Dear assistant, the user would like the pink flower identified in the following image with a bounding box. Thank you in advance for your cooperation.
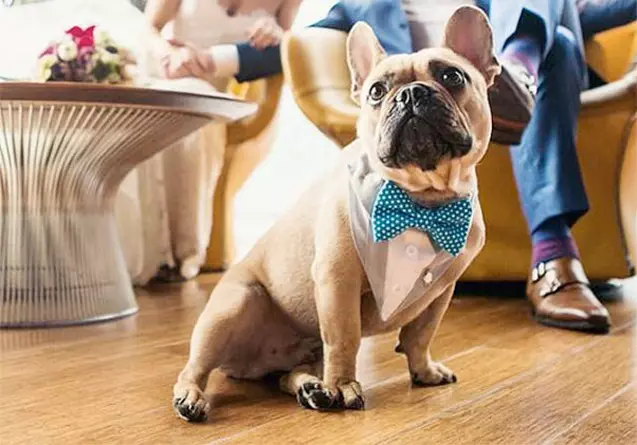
[66,25,95,49]
[39,44,56,58]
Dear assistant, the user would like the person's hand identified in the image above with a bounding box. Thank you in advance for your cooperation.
[160,39,215,80]
[247,17,284,50]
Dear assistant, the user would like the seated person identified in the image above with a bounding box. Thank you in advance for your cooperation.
[124,0,300,283]
[166,0,636,334]
[471,0,635,334]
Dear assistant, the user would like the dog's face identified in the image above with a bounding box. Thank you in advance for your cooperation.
[347,6,501,201]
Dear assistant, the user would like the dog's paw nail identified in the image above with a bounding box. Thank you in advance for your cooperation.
[173,388,209,422]
[175,403,207,423]
[451,374,458,383]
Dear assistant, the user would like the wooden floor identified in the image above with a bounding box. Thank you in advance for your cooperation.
[1,276,636,445]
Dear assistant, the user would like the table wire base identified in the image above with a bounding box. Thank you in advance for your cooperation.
[0,99,210,327]
[0,212,137,327]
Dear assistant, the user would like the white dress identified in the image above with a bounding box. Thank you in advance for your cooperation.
[117,0,272,284]
[166,0,271,47]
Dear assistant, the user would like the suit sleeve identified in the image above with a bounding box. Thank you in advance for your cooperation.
[309,2,352,32]
[235,43,283,83]
[233,2,354,83]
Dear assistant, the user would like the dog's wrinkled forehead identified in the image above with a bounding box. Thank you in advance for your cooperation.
[364,48,486,95]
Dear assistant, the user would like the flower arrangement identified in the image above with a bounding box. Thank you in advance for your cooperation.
[35,26,132,84]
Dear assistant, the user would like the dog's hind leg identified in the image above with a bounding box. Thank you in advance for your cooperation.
[173,274,265,422]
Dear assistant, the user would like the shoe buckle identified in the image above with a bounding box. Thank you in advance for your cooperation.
[531,262,546,283]
[514,67,537,96]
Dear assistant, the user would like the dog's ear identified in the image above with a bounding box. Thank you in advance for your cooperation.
[442,6,501,87]
[347,21,387,104]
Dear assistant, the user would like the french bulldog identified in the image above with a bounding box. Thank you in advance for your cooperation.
[173,5,501,422]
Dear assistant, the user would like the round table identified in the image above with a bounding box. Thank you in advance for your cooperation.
[0,82,257,327]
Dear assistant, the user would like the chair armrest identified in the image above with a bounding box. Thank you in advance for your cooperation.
[225,74,284,146]
[581,71,637,109]
[585,22,636,83]
[282,28,359,147]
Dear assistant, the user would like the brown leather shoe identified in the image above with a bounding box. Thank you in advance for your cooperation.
[489,60,537,145]
[527,258,611,334]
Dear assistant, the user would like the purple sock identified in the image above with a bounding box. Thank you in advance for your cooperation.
[531,236,580,267]
[531,217,580,266]
[501,35,542,79]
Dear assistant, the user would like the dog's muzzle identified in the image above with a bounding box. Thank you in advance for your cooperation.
[380,83,472,171]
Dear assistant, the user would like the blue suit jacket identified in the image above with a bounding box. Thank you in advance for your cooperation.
[234,0,413,82]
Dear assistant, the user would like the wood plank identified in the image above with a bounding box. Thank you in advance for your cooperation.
[547,383,637,445]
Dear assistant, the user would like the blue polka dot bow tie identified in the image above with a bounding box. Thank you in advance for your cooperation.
[371,181,473,256]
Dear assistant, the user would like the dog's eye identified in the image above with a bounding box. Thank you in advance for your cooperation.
[440,67,465,89]
[368,82,387,104]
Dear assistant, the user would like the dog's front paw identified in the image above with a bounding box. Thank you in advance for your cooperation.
[411,361,457,386]
[337,380,365,410]
[173,384,210,422]
[297,381,341,411]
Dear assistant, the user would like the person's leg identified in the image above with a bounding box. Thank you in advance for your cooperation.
[163,121,227,280]
[523,0,636,261]
[500,35,542,79]
[486,0,584,60]
[530,216,580,266]
[478,0,586,145]
[487,1,552,80]
[577,0,637,40]
[509,26,610,332]
[512,26,586,263]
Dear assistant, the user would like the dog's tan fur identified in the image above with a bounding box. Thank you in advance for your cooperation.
[173,6,501,421]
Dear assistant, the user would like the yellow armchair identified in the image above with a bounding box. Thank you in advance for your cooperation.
[204,75,284,270]
[281,23,637,280]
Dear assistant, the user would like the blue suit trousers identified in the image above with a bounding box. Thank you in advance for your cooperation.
[476,0,635,233]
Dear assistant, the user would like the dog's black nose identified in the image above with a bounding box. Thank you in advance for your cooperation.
[395,84,432,107]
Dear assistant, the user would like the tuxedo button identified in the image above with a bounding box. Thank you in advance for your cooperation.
[393,284,403,294]
[405,244,419,260]
[423,271,433,284]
